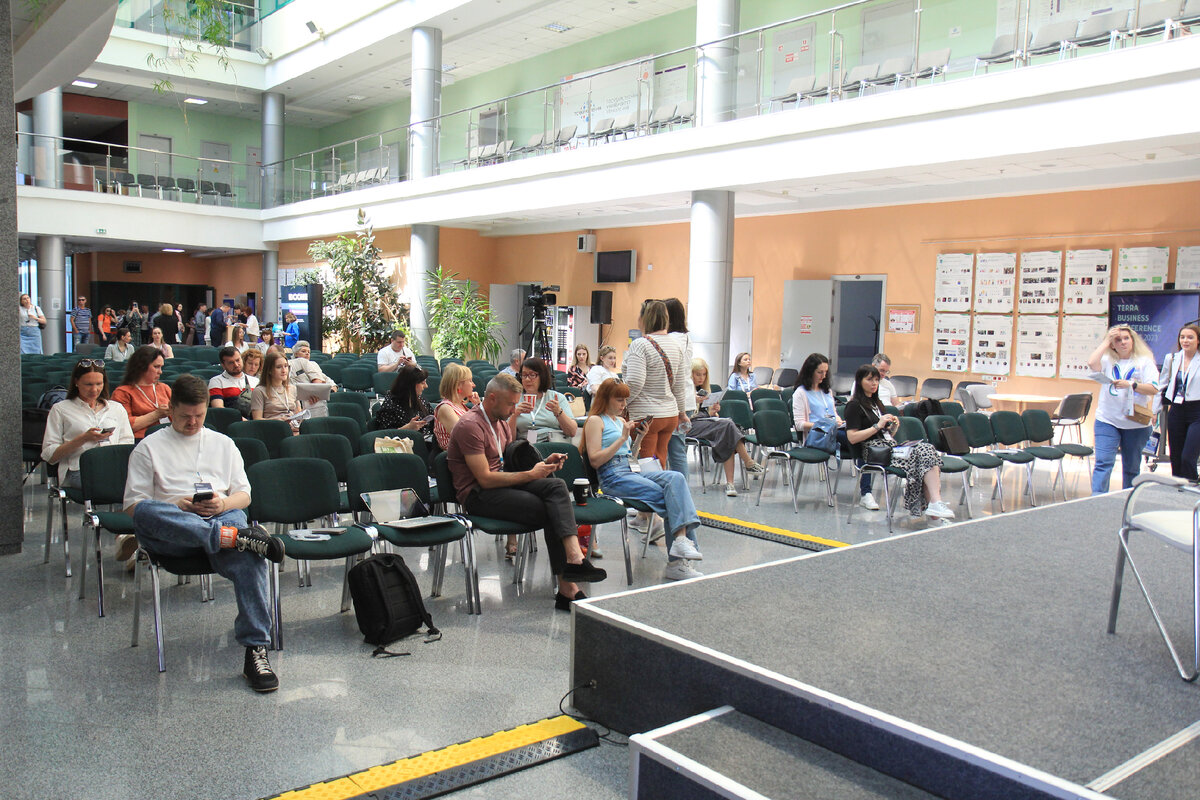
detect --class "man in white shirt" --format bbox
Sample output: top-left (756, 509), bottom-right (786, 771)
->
top-left (244, 307), bottom-right (261, 343)
top-left (873, 353), bottom-right (899, 407)
top-left (208, 346), bottom-right (260, 411)
top-left (123, 374), bottom-right (283, 693)
top-left (500, 349), bottom-right (526, 377)
top-left (377, 330), bottom-right (416, 372)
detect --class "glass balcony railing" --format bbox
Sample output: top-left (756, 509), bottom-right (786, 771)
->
top-left (265, 0), bottom-right (1193, 208)
top-left (115, 0), bottom-right (260, 52)
top-left (16, 131), bottom-right (262, 209)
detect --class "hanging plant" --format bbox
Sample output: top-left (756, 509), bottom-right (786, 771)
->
top-left (425, 266), bottom-right (504, 362)
top-left (307, 209), bottom-right (406, 354)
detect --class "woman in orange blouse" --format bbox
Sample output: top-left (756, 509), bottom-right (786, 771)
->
top-left (110, 346), bottom-right (172, 439)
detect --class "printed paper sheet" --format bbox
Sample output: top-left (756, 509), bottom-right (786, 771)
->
top-left (1018, 251), bottom-right (1062, 313)
top-left (1059, 316), bottom-right (1109, 380)
top-left (1015, 315), bottom-right (1059, 377)
top-left (1116, 246), bottom-right (1169, 291)
top-left (973, 252), bottom-right (1017, 313)
top-left (971, 314), bottom-right (1013, 375)
top-left (932, 313), bottom-right (970, 373)
top-left (934, 253), bottom-right (974, 312)
top-left (1063, 249), bottom-right (1112, 313)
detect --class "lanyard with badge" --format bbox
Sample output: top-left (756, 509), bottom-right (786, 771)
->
top-left (1110, 364), bottom-right (1136, 397)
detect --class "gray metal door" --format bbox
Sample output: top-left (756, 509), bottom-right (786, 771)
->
top-left (729, 277), bottom-right (754, 360)
top-left (780, 280), bottom-right (833, 370)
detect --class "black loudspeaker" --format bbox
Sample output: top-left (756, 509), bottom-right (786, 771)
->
top-left (590, 290), bottom-right (613, 324)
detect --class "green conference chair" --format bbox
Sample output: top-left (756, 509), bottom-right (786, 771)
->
top-left (329, 391), bottom-right (371, 415)
top-left (77, 444), bottom-right (137, 617)
top-left (233, 437), bottom-right (271, 469)
top-left (280, 433), bottom-right (356, 514)
top-left (44, 462), bottom-right (82, 578)
top-left (431, 452), bottom-right (544, 585)
top-left (752, 410), bottom-right (835, 513)
top-left (1021, 409), bottom-right (1068, 503)
top-left (300, 415), bottom-right (364, 455)
top-left (347, 452), bottom-right (478, 613)
top-left (989, 411), bottom-right (1040, 508)
top-left (247, 458), bottom-right (374, 650)
top-left (534, 441), bottom-right (632, 585)
top-left (227, 419), bottom-right (293, 459)
top-left (203, 406), bottom-right (242, 435)
top-left (373, 372), bottom-right (395, 397)
top-left (899, 416), bottom-right (971, 519)
top-left (925, 414), bottom-right (1001, 519)
top-left (339, 367), bottom-right (374, 394)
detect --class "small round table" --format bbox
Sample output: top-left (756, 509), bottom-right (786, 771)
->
top-left (988, 393), bottom-right (1062, 414)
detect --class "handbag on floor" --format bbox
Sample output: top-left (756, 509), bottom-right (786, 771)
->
top-left (348, 553), bottom-right (440, 655)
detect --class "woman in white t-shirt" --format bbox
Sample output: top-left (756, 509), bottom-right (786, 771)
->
top-left (585, 346), bottom-right (620, 395)
top-left (19, 294), bottom-right (46, 354)
top-left (1087, 324), bottom-right (1159, 494)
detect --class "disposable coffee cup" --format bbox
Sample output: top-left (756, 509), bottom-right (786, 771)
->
top-left (572, 478), bottom-right (590, 505)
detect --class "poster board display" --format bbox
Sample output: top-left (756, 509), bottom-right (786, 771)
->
top-left (932, 313), bottom-right (970, 372)
top-left (973, 252), bottom-right (1017, 313)
top-left (1015, 315), bottom-right (1059, 377)
top-left (934, 253), bottom-right (974, 312)
top-left (1063, 249), bottom-right (1111, 313)
top-left (1116, 246), bottom-right (1169, 291)
top-left (886, 305), bottom-right (919, 334)
top-left (971, 314), bottom-right (1013, 375)
top-left (1059, 316), bottom-right (1109, 380)
top-left (1175, 247), bottom-right (1200, 291)
top-left (1018, 251), bottom-right (1062, 313)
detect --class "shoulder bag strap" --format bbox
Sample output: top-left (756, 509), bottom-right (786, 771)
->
top-left (644, 336), bottom-right (674, 386)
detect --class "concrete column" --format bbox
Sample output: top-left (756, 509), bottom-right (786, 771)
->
top-left (407, 27), bottom-right (442, 355)
top-left (1, 0), bottom-right (25, 554)
top-left (261, 91), bottom-right (284, 207)
top-left (688, 191), bottom-right (735, 376)
top-left (695, 0), bottom-right (740, 125)
top-left (36, 236), bottom-right (66, 354)
top-left (688, 0), bottom-right (739, 374)
top-left (32, 87), bottom-right (62, 188)
top-left (408, 224), bottom-right (438, 355)
top-left (261, 250), bottom-right (279, 326)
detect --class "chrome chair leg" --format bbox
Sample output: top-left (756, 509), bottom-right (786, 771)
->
top-left (341, 556), bottom-right (354, 612)
top-left (131, 552), bottom-right (144, 647)
top-left (619, 517), bottom-right (632, 586)
top-left (271, 562), bottom-right (283, 651)
top-left (150, 563), bottom-right (166, 673)
top-left (959, 474), bottom-right (973, 518)
top-left (431, 544), bottom-right (447, 596)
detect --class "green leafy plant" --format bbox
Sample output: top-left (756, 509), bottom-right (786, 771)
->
top-left (307, 210), bottom-right (406, 354)
top-left (425, 266), bottom-right (504, 362)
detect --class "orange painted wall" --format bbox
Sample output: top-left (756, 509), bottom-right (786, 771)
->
top-left (75, 251), bottom-right (264, 308)
top-left (276, 180), bottom-right (1200, 410)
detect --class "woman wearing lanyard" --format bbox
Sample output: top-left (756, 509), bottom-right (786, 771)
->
top-left (513, 357), bottom-right (577, 443)
top-left (1160, 324), bottom-right (1200, 480)
top-left (1087, 325), bottom-right (1159, 494)
top-left (793, 353), bottom-right (873, 506)
top-left (111, 346), bottom-right (172, 440)
top-left (19, 294), bottom-right (46, 354)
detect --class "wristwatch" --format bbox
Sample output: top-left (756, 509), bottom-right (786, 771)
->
top-left (1132, 381), bottom-right (1139, 392)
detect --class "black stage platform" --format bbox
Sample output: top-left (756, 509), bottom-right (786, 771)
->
top-left (571, 493), bottom-right (1200, 799)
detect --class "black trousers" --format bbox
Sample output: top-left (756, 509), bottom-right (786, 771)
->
top-left (1166, 400), bottom-right (1200, 480)
top-left (465, 478), bottom-right (577, 575)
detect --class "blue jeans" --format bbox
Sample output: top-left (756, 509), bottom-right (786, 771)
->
top-left (833, 429), bottom-right (872, 495)
top-left (598, 460), bottom-right (699, 563)
top-left (131, 501), bottom-right (271, 647)
top-left (1092, 420), bottom-right (1151, 495)
top-left (668, 431), bottom-right (688, 479)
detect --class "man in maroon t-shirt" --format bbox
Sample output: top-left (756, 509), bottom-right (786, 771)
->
top-left (447, 373), bottom-right (605, 610)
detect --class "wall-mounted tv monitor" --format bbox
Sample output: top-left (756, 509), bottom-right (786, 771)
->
top-left (1109, 290), bottom-right (1200, 366)
top-left (595, 249), bottom-right (636, 283)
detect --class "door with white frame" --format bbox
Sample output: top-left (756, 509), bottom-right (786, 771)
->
top-left (780, 280), bottom-right (833, 373)
top-left (201, 140), bottom-right (232, 191)
top-left (728, 277), bottom-right (754, 375)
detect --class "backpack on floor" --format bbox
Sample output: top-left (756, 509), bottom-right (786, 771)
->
top-left (348, 553), bottom-right (440, 655)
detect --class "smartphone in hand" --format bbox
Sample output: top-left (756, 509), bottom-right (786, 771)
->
top-left (98, 426), bottom-right (115, 435)
top-left (192, 482), bottom-right (214, 503)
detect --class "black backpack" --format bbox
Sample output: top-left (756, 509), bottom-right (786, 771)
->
top-left (913, 398), bottom-right (944, 420)
top-left (348, 553), bottom-right (440, 655)
top-left (503, 439), bottom-right (543, 472)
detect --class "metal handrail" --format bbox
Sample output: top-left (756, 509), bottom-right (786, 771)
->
top-left (16, 131), bottom-right (256, 170)
top-left (269, 0), bottom-right (896, 166)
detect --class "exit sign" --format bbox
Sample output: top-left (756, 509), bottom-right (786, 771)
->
top-left (95, 228), bottom-right (106, 234)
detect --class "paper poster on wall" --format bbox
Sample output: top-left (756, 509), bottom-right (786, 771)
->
top-left (1015, 315), bottom-right (1059, 377)
top-left (932, 313), bottom-right (970, 372)
top-left (1059, 316), bottom-right (1109, 380)
top-left (1176, 246), bottom-right (1200, 290)
top-left (1116, 246), bottom-right (1169, 291)
top-left (973, 252), bottom-right (1017, 313)
top-left (886, 305), bottom-right (919, 334)
top-left (971, 314), bottom-right (1013, 375)
top-left (934, 253), bottom-right (974, 312)
top-left (1018, 251), bottom-right (1062, 313)
top-left (1063, 249), bottom-right (1112, 313)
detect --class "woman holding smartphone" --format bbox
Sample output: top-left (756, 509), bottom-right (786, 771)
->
top-left (513, 357), bottom-right (577, 442)
top-left (584, 379), bottom-right (703, 582)
top-left (42, 359), bottom-right (135, 488)
top-left (844, 363), bottom-right (952, 520)
top-left (250, 351), bottom-right (303, 431)
top-left (374, 364), bottom-right (435, 434)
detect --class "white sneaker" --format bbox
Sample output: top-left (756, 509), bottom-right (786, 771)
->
top-left (925, 501), bottom-right (956, 520)
top-left (725, 482), bottom-right (738, 497)
top-left (859, 492), bottom-right (880, 511)
top-left (668, 536), bottom-right (703, 561)
top-left (664, 561), bottom-right (705, 581)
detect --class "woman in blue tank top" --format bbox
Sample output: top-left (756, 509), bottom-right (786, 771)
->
top-left (583, 379), bottom-right (703, 582)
